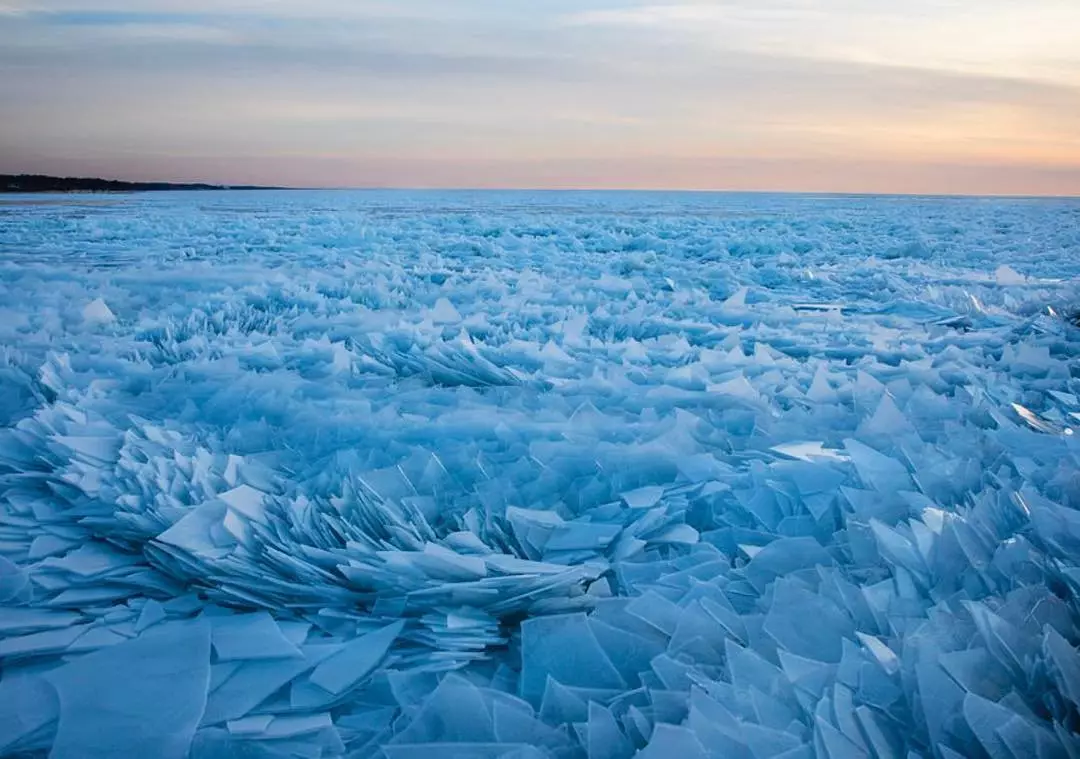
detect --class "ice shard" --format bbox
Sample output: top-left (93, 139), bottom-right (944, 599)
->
top-left (1, 191), bottom-right (1078, 757)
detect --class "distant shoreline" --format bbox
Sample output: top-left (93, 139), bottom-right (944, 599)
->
top-left (3, 175), bottom-right (1077, 199)
top-left (1, 174), bottom-right (281, 194)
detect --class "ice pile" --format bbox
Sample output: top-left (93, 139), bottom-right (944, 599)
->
top-left (1, 190), bottom-right (1080, 758)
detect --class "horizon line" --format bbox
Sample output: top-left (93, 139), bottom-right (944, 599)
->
top-left (4, 171), bottom-right (1080, 201)
top-left (294, 186), bottom-right (1080, 200)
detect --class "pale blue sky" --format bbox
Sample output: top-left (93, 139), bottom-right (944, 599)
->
top-left (2, 0), bottom-right (1079, 193)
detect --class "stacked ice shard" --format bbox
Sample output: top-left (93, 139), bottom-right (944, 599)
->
top-left (1, 190), bottom-right (1079, 758)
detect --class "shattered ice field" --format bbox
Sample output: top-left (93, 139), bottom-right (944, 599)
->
top-left (1, 189), bottom-right (1079, 759)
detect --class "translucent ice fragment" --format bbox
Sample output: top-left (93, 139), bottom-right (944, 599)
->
top-left (392, 674), bottom-right (496, 744)
top-left (619, 485), bottom-right (664, 510)
top-left (53, 434), bottom-right (120, 465)
top-left (764, 579), bottom-right (854, 663)
top-left (636, 723), bottom-right (709, 759)
top-left (855, 633), bottom-right (900, 675)
top-left (539, 676), bottom-right (589, 724)
top-left (0, 556), bottom-right (29, 603)
top-left (156, 500), bottom-right (234, 556)
top-left (963, 693), bottom-right (1019, 759)
top-left (771, 442), bottom-right (848, 463)
top-left (218, 484), bottom-right (267, 521)
top-left (807, 365), bottom-right (837, 404)
top-left (743, 721), bottom-right (805, 758)
top-left (545, 521), bottom-right (623, 552)
top-left (211, 612), bottom-right (302, 662)
top-left (869, 520), bottom-right (927, 578)
top-left (262, 712), bottom-right (333, 739)
top-left (226, 714), bottom-right (274, 736)
top-left (0, 669), bottom-right (58, 754)
top-left (778, 649), bottom-right (837, 699)
top-left (817, 714), bottom-right (869, 759)
top-left (46, 619), bottom-right (211, 759)
top-left (1011, 403), bottom-right (1057, 434)
top-left (625, 590), bottom-right (682, 636)
top-left (1044, 627), bottom-right (1080, 710)
top-left (132, 601), bottom-right (167, 634)
top-left (745, 537), bottom-right (832, 593)
top-left (843, 439), bottom-right (913, 493)
top-left (203, 644), bottom-right (339, 725)
top-left (710, 374), bottom-right (761, 402)
top-left (858, 394), bottom-right (916, 440)
top-left (588, 701), bottom-right (634, 759)
top-left (308, 620), bottom-right (404, 696)
top-left (519, 613), bottom-right (627, 706)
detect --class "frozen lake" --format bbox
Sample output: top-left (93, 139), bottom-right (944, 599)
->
top-left (1, 190), bottom-right (1079, 758)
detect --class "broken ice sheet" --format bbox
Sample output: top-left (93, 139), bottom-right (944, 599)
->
top-left (46, 619), bottom-right (211, 759)
top-left (843, 438), bottom-right (914, 493)
top-left (308, 621), bottom-right (404, 696)
top-left (2, 191), bottom-right (1080, 759)
top-left (210, 611), bottom-right (303, 661)
top-left (619, 485), bottom-right (665, 510)
top-left (520, 613), bottom-right (627, 706)
top-left (770, 441), bottom-right (848, 463)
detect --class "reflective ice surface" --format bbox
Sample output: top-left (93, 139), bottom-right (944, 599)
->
top-left (1, 190), bottom-right (1079, 758)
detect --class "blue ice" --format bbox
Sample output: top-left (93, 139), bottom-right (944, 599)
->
top-left (0, 190), bottom-right (1078, 757)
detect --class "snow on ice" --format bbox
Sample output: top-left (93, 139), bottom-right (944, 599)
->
top-left (0, 190), bottom-right (1079, 758)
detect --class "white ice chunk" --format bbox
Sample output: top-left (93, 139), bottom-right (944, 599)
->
top-left (771, 441), bottom-right (848, 463)
top-left (82, 298), bottom-right (116, 325)
top-left (619, 485), bottom-right (664, 510)
top-left (219, 484), bottom-right (268, 521)
top-left (430, 297), bottom-right (462, 324)
top-left (858, 393), bottom-right (916, 440)
top-left (723, 286), bottom-right (748, 310)
top-left (995, 264), bottom-right (1026, 285)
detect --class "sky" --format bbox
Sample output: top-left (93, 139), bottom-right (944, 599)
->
top-left (1, 0), bottom-right (1079, 194)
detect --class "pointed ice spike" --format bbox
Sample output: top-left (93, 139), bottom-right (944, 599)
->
top-left (588, 701), bottom-right (634, 759)
top-left (723, 287), bottom-right (749, 310)
top-left (429, 297), bottom-right (462, 324)
top-left (963, 693), bottom-right (1021, 759)
top-left (82, 298), bottom-right (116, 325)
top-left (858, 393), bottom-right (917, 441)
top-left (1044, 627), bottom-right (1080, 710)
top-left (539, 677), bottom-right (589, 725)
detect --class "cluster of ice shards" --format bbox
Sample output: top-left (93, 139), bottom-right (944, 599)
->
top-left (1, 190), bottom-right (1080, 758)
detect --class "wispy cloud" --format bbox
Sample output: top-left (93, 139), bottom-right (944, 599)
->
top-left (2, 0), bottom-right (1078, 193)
top-left (563, 1), bottom-right (1080, 86)
top-left (30, 10), bottom-right (211, 24)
